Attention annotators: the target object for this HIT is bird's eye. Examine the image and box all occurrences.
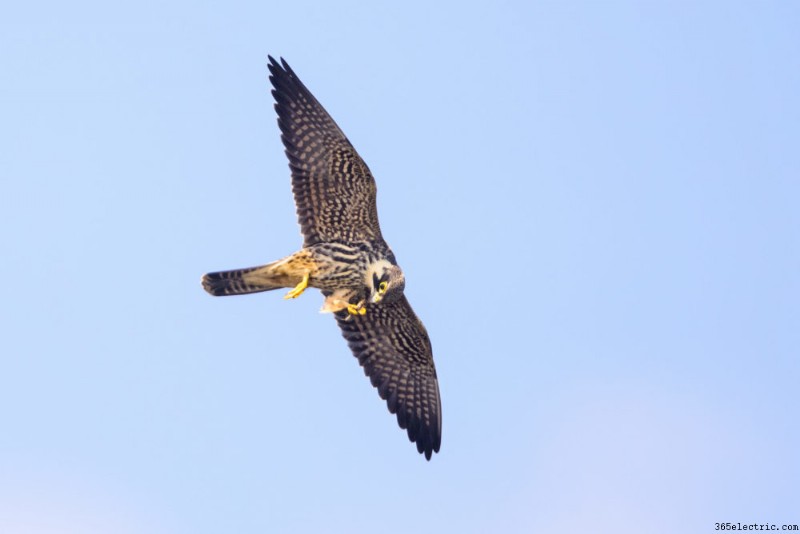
[379,281,388,293]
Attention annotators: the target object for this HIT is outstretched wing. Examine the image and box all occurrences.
[334,295,442,460]
[268,56,383,247]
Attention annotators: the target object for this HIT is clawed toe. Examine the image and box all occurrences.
[284,273,310,299]
[347,301,367,316]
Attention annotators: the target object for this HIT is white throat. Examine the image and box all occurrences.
[364,259,393,287]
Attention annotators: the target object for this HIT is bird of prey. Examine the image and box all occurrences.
[201,56,442,460]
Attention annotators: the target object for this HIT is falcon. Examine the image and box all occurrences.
[201,56,442,460]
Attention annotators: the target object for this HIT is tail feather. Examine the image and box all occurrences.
[202,264,285,296]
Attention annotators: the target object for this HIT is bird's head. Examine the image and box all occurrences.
[370,263,405,305]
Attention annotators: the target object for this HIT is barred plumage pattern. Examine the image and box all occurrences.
[270,59,383,246]
[202,57,442,460]
[202,266,283,296]
[335,296,441,459]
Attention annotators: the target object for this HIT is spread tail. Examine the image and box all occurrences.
[201,263,285,296]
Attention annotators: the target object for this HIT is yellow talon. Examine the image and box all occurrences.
[347,301,367,316]
[284,273,309,299]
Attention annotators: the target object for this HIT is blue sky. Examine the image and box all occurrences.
[1,1,798,533]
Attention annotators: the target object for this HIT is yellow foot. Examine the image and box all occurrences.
[284,273,309,299]
[347,301,367,316]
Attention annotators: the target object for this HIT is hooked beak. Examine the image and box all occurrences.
[372,293,383,304]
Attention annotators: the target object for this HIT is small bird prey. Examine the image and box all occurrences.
[201,57,442,460]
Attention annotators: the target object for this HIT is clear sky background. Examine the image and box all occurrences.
[1,2,798,533]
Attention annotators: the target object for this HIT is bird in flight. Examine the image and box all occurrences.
[201,56,442,460]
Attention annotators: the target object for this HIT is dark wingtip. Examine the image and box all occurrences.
[401,412,440,461]
[414,430,438,461]
[267,55,294,79]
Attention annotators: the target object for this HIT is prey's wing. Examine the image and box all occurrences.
[334,295,442,460]
[268,56,383,246]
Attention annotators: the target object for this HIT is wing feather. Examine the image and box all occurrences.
[268,56,383,246]
[334,295,442,460]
